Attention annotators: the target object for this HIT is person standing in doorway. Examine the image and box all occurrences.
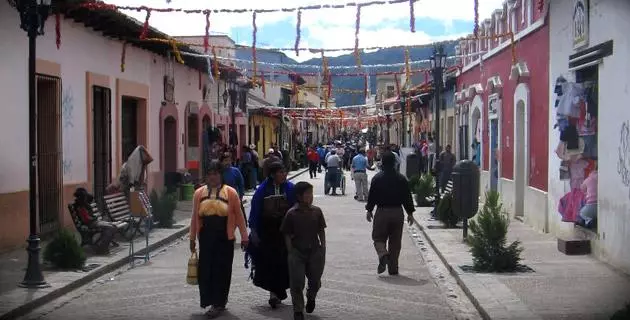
[247,162,296,309]
[365,152,415,275]
[281,182,326,320]
[189,160,248,318]
[352,148,369,202]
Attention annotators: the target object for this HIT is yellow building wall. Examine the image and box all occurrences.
[249,114,278,157]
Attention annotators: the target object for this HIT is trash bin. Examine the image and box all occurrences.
[451,160,480,238]
[405,153,420,179]
[180,184,195,201]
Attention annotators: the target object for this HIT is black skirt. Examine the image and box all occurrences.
[250,215,290,299]
[198,216,235,308]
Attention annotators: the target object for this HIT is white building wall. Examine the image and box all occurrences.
[0,4,151,193]
[549,0,630,274]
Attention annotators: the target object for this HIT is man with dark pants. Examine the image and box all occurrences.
[281,182,326,320]
[365,152,415,275]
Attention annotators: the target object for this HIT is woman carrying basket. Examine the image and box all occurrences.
[189,160,249,318]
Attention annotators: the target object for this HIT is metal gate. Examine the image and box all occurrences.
[36,74,63,235]
[93,86,112,208]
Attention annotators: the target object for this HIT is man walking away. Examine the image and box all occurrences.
[438,145,456,193]
[365,152,415,275]
[352,148,369,202]
[325,150,342,195]
[316,144,326,172]
[281,182,326,320]
[307,146,320,179]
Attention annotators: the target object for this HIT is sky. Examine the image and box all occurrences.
[105,0,505,62]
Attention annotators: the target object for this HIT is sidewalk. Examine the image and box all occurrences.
[415,208,630,320]
[0,168,307,320]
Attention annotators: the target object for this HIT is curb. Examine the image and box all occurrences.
[0,226,190,320]
[413,219,492,320]
[2,168,309,320]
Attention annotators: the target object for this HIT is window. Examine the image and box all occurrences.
[511,10,517,33]
[521,0,526,24]
[386,85,395,98]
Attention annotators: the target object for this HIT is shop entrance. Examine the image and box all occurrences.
[490,118,499,192]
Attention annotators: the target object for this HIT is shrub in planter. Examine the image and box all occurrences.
[611,303,630,320]
[468,191,523,272]
[437,193,460,228]
[44,228,86,270]
[414,174,435,207]
[151,190,178,228]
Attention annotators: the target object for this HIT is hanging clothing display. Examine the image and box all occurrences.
[558,189,585,223]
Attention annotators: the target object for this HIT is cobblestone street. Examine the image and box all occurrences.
[20,171,475,320]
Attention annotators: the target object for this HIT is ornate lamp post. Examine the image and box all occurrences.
[399,93,407,147]
[14,0,52,289]
[430,45,447,218]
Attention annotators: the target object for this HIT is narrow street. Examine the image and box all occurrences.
[20,171,473,320]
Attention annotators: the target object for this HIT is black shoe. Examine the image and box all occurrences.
[269,297,280,309]
[294,312,305,320]
[377,255,389,274]
[388,269,399,276]
[305,299,316,313]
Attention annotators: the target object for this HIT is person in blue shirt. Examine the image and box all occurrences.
[316,144,326,172]
[220,152,246,224]
[351,148,370,201]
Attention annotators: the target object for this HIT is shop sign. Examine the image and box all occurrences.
[573,0,589,50]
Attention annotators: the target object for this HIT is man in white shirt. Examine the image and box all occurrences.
[325,150,342,195]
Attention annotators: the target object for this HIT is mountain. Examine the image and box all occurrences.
[239,42,457,106]
[305,43,457,106]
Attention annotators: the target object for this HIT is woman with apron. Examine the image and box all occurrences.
[190,160,248,318]
[247,162,296,308]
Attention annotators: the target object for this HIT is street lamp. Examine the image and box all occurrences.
[399,93,407,147]
[385,113,392,145]
[15,0,52,289]
[430,45,447,219]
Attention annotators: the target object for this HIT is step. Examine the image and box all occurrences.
[557,238,591,255]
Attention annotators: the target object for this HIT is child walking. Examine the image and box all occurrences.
[280,182,327,320]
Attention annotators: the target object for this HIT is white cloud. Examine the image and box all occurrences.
[103,0,505,62]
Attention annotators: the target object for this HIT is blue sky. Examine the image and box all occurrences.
[106,0,504,61]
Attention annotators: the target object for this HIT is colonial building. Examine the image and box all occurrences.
[0,1,244,251]
[547,0,630,274]
[455,0,549,228]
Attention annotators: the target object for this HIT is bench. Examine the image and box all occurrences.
[425,179,453,204]
[67,202,121,247]
[103,192,142,240]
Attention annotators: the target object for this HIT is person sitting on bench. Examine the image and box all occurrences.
[72,188,118,254]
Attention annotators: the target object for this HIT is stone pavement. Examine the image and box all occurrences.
[416,210,630,320]
[17,170,480,320]
[0,168,307,320]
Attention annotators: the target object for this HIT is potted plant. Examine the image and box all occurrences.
[414,174,435,207]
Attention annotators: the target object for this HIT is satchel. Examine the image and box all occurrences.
[186,251,198,285]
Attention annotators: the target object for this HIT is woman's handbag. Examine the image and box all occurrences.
[186,251,198,285]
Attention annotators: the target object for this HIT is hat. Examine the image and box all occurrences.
[268,148,275,154]
[249,144,256,149]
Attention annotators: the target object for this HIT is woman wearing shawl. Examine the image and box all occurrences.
[190,160,248,318]
[247,162,296,308]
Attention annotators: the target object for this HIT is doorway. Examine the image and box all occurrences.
[471,107,481,165]
[121,97,139,162]
[490,119,499,192]
[93,86,112,204]
[36,74,63,235]
[187,111,199,179]
[163,116,177,173]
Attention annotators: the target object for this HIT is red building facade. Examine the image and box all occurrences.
[454,0,550,227]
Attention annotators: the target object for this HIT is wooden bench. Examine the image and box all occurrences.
[103,192,142,240]
[425,179,453,204]
[67,202,121,247]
